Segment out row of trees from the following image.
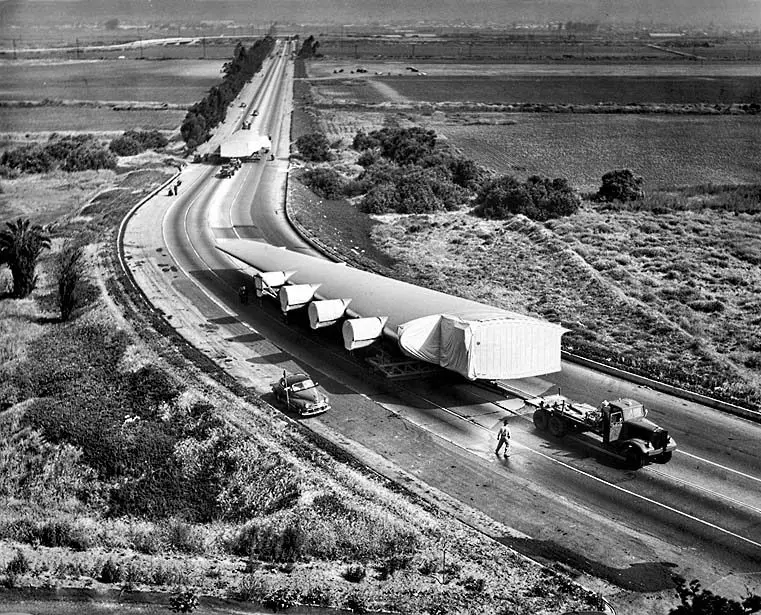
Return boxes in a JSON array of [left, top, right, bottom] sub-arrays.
[[299, 126, 647, 220], [0, 218, 86, 321], [181, 37, 275, 150]]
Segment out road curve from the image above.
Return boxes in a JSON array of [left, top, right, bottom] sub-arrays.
[[122, 39, 761, 611]]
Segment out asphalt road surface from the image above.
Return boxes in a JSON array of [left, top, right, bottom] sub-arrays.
[[122, 39, 761, 611]]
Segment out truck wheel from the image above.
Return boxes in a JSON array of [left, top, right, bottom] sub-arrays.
[[548, 416, 567, 438], [655, 451, 673, 464], [533, 409, 549, 431], [624, 446, 644, 470]]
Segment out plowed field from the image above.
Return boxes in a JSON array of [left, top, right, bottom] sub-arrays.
[[436, 114, 761, 190]]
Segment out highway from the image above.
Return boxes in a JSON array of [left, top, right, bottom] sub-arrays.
[[122, 39, 761, 611]]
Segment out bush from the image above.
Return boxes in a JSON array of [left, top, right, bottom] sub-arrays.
[[39, 519, 73, 547], [99, 559, 122, 583], [62, 142, 116, 171], [474, 175, 580, 221], [670, 577, 761, 614], [0, 144, 54, 174], [6, 550, 30, 577], [296, 132, 332, 162], [169, 589, 199, 613], [109, 136, 142, 156], [344, 562, 366, 583], [302, 167, 344, 199], [596, 169, 645, 203], [261, 586, 297, 612]]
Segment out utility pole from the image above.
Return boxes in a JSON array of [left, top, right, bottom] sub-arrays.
[[12, 38, 17, 60], [202, 36, 206, 59]]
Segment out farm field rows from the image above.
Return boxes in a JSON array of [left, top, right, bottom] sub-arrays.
[[434, 114, 761, 190], [373, 74, 761, 104], [0, 59, 224, 104], [308, 60, 761, 79], [0, 106, 185, 133], [317, 38, 761, 62]]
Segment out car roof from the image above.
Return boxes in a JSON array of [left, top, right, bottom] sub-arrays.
[[284, 373, 311, 385]]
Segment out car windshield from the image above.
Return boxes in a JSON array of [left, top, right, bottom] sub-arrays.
[[290, 379, 315, 392]]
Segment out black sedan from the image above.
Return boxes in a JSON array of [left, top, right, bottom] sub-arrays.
[[271, 372, 330, 417]]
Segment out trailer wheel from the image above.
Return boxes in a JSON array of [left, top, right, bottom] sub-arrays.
[[548, 415, 567, 438], [533, 409, 549, 431], [624, 446, 644, 470]]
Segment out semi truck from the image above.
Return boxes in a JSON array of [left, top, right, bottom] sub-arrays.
[[527, 395, 676, 469]]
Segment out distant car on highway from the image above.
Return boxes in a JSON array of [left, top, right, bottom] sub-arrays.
[[271, 372, 330, 417]]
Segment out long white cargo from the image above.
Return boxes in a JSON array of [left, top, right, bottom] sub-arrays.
[[216, 240, 567, 380], [220, 133, 270, 159]]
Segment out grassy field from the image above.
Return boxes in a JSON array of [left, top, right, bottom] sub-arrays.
[[0, 60, 224, 105], [435, 114, 761, 191], [0, 106, 185, 133]]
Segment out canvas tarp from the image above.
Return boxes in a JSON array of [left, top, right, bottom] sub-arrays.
[[398, 313, 565, 380]]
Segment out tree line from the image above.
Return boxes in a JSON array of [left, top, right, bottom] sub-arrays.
[[181, 37, 275, 150]]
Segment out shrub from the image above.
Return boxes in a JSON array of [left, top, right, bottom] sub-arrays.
[[55, 241, 86, 322], [344, 562, 366, 583], [302, 167, 344, 199], [296, 132, 332, 162], [109, 136, 142, 156], [6, 550, 30, 577], [474, 175, 580, 221], [596, 169, 645, 203], [169, 589, 199, 613], [99, 559, 122, 583], [670, 577, 761, 614], [166, 518, 204, 554], [39, 519, 73, 548], [344, 592, 368, 614], [62, 142, 116, 171], [304, 584, 332, 607], [0, 144, 54, 174], [126, 130, 168, 151], [261, 586, 297, 612]]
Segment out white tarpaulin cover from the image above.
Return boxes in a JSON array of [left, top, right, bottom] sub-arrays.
[[398, 313, 565, 380]]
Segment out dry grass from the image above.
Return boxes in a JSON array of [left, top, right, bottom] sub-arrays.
[[370, 207, 761, 403], [0, 106, 185, 133]]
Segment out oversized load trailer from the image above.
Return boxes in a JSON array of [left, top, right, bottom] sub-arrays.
[[216, 240, 567, 381], [219, 133, 271, 160], [527, 395, 676, 469]]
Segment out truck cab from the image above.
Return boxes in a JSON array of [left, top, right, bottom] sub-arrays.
[[529, 395, 676, 469]]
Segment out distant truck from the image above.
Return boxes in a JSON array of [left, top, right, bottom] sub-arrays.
[[527, 396, 676, 469]]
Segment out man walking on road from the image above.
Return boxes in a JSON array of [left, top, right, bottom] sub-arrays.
[[495, 418, 511, 456]]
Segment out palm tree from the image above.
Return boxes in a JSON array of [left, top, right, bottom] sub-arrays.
[[0, 218, 51, 298]]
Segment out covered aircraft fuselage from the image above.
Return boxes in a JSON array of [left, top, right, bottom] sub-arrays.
[[216, 240, 566, 380]]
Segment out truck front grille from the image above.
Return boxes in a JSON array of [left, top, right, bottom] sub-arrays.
[[651, 429, 668, 450]]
